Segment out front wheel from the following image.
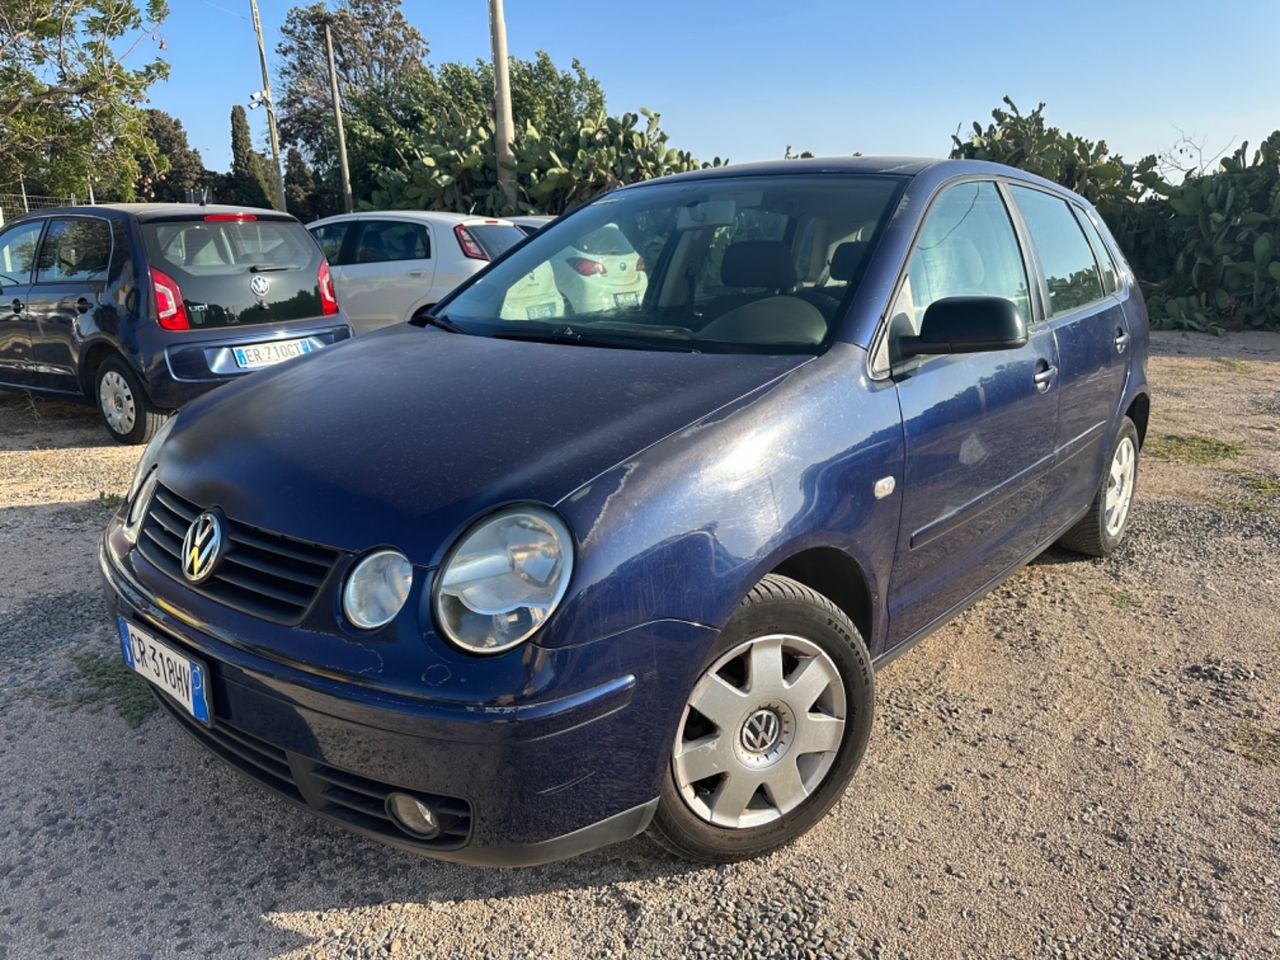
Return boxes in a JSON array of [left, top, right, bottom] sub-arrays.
[[1058, 417, 1140, 557], [648, 574, 874, 862], [95, 356, 167, 445]]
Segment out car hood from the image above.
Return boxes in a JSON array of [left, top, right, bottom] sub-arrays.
[[159, 325, 810, 563]]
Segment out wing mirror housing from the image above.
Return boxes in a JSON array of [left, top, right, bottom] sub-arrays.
[[898, 297, 1027, 358]]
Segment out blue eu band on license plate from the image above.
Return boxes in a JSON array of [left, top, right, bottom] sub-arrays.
[[118, 617, 211, 725]]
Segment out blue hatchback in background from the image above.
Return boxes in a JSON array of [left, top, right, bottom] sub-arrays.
[[0, 204, 351, 443], [100, 157, 1149, 864]]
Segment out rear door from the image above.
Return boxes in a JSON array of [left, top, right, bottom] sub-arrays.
[[1006, 185, 1131, 535], [0, 218, 43, 386], [331, 218, 434, 332], [885, 180, 1060, 646], [25, 215, 115, 390]]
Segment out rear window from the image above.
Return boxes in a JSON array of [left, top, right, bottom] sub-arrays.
[[143, 219, 316, 276], [466, 224, 524, 259]]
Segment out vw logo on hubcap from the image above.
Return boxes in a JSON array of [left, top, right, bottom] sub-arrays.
[[740, 708, 782, 754], [182, 511, 224, 583], [249, 274, 270, 298]]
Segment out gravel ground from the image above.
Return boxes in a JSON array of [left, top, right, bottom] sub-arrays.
[[1, 331, 1278, 960]]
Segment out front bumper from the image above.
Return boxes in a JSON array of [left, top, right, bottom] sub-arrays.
[[100, 528, 713, 866]]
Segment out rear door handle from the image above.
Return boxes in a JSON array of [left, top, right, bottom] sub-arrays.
[[10, 299, 21, 315], [75, 297, 92, 314], [1114, 329, 1130, 353], [1033, 363, 1058, 391], [407, 270, 427, 278]]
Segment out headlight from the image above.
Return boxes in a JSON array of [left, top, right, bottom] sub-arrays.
[[343, 549, 413, 630], [433, 506, 573, 654]]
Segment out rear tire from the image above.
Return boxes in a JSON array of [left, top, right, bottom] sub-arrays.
[[95, 356, 167, 445], [648, 574, 874, 863], [1058, 417, 1140, 557]]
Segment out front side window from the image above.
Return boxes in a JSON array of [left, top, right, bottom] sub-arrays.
[[36, 217, 113, 283], [889, 180, 1031, 338], [1009, 185, 1104, 315], [0, 220, 44, 287], [352, 220, 430, 263], [309, 222, 350, 265], [436, 174, 906, 354]]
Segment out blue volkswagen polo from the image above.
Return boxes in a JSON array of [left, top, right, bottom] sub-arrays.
[[100, 158, 1149, 865]]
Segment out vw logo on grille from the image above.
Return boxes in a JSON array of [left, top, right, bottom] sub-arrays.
[[182, 511, 224, 583], [740, 708, 782, 753], [249, 274, 270, 298]]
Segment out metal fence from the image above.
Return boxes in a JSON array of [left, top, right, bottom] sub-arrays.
[[0, 191, 80, 224]]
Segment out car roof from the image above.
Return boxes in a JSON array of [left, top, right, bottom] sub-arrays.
[[632, 156, 1084, 203], [4, 202, 297, 223], [307, 211, 517, 228]]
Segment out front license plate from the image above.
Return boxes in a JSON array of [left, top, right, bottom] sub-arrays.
[[117, 617, 211, 725], [613, 292, 639, 308], [232, 338, 314, 369]]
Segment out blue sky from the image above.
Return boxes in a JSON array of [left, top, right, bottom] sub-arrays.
[[149, 0, 1278, 175]]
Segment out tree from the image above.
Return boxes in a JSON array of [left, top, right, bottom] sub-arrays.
[[222, 105, 276, 207], [134, 109, 205, 201], [0, 0, 170, 197], [275, 0, 427, 155], [284, 147, 320, 221]]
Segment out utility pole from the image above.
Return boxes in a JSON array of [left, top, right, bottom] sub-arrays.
[[249, 0, 288, 212], [487, 0, 516, 211], [324, 21, 353, 214]]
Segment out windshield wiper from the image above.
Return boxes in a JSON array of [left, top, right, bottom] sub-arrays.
[[420, 312, 465, 333], [490, 327, 699, 353], [248, 263, 295, 272]]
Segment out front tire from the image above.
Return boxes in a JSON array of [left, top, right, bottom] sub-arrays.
[[648, 574, 874, 863], [95, 356, 167, 445], [1058, 417, 1140, 557]]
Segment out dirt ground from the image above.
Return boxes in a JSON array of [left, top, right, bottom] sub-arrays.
[[0, 331, 1277, 960]]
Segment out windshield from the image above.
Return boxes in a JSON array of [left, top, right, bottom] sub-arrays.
[[432, 174, 905, 353]]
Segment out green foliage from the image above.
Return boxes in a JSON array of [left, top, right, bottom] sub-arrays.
[[0, 0, 170, 197], [133, 109, 206, 201], [1145, 434, 1245, 464], [220, 105, 276, 208], [284, 147, 320, 221]]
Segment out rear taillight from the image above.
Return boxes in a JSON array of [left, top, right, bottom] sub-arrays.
[[635, 255, 646, 272], [150, 267, 189, 330], [318, 260, 339, 316], [567, 257, 607, 276], [454, 225, 489, 261]]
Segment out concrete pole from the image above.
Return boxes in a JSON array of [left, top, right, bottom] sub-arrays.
[[325, 22, 354, 214], [249, 0, 288, 212], [487, 0, 517, 211]]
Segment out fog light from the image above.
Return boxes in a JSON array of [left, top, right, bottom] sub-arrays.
[[386, 792, 440, 840]]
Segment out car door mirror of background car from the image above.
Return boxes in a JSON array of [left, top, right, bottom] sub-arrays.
[[898, 296, 1028, 358]]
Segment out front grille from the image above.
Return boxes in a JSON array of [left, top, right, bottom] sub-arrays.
[[137, 484, 339, 624], [157, 694, 473, 851]]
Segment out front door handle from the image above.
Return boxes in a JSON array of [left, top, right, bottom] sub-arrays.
[[1114, 329, 1130, 354], [1033, 362, 1058, 392], [75, 297, 92, 314], [407, 270, 427, 278], [10, 299, 21, 315]]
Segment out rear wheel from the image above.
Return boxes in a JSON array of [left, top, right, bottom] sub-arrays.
[[95, 356, 167, 445], [1058, 417, 1140, 557], [648, 574, 874, 862]]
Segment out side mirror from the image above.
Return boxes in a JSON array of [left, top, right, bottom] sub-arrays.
[[898, 297, 1027, 358]]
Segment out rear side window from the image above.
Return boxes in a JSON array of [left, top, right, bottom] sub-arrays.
[[309, 222, 351, 265], [143, 219, 317, 276], [1074, 208, 1120, 295], [1009, 185, 1104, 315], [890, 180, 1031, 335], [0, 220, 44, 285], [36, 217, 113, 283], [352, 220, 430, 263]]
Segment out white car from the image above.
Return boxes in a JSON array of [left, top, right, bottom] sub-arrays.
[[509, 214, 555, 236], [549, 223, 647, 314], [307, 211, 527, 334]]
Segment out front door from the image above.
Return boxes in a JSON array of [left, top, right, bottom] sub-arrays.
[[24, 215, 115, 390], [885, 180, 1060, 646], [0, 219, 44, 387]]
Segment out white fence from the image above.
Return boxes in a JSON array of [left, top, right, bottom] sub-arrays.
[[0, 191, 80, 224]]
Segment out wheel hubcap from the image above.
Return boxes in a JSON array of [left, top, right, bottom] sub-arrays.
[[99, 371, 136, 434], [1104, 437, 1136, 537], [673, 634, 846, 829]]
